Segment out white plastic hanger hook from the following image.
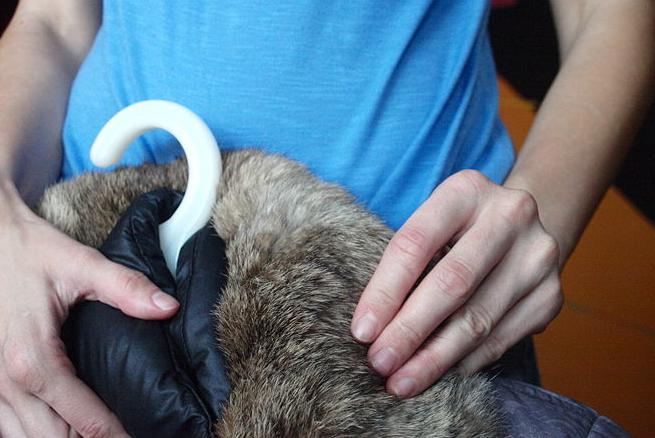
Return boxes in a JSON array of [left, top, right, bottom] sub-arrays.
[[90, 100, 222, 274]]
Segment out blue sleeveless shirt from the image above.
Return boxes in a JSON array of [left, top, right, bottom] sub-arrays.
[[62, 1, 514, 230]]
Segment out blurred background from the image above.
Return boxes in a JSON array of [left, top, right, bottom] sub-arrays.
[[491, 2, 655, 437], [2, 1, 654, 436]]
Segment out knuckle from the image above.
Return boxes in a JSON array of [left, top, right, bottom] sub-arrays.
[[389, 227, 429, 261], [534, 285, 563, 333], [541, 275, 563, 303], [548, 283, 565, 315], [394, 318, 426, 347], [500, 189, 538, 225], [77, 419, 112, 438], [538, 235, 561, 268], [554, 289, 564, 313], [433, 257, 475, 301], [369, 284, 399, 310], [118, 270, 149, 295], [482, 334, 506, 364], [3, 343, 44, 394], [524, 235, 560, 283], [455, 169, 490, 195], [533, 314, 552, 334], [416, 347, 448, 379], [460, 305, 494, 343]]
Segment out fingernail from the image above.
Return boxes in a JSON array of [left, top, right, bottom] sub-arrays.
[[352, 312, 378, 343], [152, 292, 179, 310], [370, 347, 397, 376], [390, 377, 417, 398]]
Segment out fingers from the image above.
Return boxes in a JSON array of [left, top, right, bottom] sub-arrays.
[[30, 218, 179, 319], [36, 371, 128, 438], [383, 241, 560, 397], [1, 338, 128, 438], [458, 276, 563, 375], [0, 211, 132, 436], [9, 392, 69, 438], [0, 396, 28, 438], [57, 246, 179, 319], [0, 343, 66, 438], [351, 171, 484, 343], [0, 350, 79, 438], [365, 215, 515, 377], [0, 398, 73, 438], [350, 168, 564, 398]]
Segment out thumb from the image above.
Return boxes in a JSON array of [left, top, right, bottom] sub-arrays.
[[73, 248, 179, 319]]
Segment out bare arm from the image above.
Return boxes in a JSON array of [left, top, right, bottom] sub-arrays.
[[0, 2, 180, 436], [0, 0, 100, 204], [506, 0, 655, 261]]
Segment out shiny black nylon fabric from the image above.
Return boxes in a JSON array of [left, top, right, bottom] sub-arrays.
[[62, 188, 230, 437]]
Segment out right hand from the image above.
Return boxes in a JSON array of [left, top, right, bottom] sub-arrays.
[[0, 203, 180, 437]]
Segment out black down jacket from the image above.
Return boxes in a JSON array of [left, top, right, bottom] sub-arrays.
[[62, 189, 229, 437]]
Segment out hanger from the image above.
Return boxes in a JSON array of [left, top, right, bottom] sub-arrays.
[[89, 100, 222, 274]]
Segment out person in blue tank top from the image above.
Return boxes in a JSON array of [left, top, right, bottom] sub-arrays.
[[0, 1, 653, 434], [61, 1, 514, 232]]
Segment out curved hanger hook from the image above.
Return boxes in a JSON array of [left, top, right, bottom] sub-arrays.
[[90, 100, 222, 274]]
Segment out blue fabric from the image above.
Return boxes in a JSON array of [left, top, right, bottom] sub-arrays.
[[494, 378, 630, 437], [61, 1, 514, 230]]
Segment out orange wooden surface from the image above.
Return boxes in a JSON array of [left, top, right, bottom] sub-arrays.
[[498, 78, 655, 438]]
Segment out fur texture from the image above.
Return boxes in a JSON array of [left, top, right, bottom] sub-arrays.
[[38, 150, 503, 437]]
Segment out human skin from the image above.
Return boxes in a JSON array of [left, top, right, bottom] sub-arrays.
[[0, 1, 179, 436], [352, 0, 655, 398], [0, 0, 653, 436]]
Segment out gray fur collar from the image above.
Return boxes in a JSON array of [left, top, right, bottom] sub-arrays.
[[38, 150, 502, 437]]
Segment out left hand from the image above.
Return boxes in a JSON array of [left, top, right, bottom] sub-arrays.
[[351, 169, 564, 398]]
